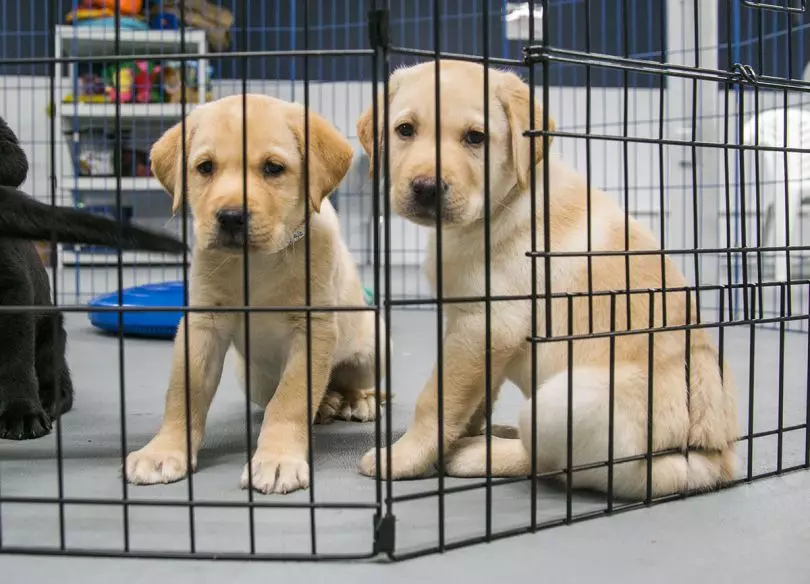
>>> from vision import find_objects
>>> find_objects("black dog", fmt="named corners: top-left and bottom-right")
top-left (0, 116), bottom-right (187, 440)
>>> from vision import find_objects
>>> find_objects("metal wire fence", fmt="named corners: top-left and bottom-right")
top-left (0, 0), bottom-right (807, 562)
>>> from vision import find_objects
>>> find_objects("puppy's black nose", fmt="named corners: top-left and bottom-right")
top-left (411, 176), bottom-right (448, 208)
top-left (216, 208), bottom-right (250, 235)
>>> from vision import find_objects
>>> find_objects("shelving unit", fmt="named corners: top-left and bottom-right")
top-left (54, 25), bottom-right (208, 267)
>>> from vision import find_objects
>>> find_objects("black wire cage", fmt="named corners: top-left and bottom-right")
top-left (0, 0), bottom-right (809, 562)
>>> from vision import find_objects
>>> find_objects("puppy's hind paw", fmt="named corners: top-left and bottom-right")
top-left (0, 398), bottom-right (51, 440)
top-left (337, 388), bottom-right (389, 423)
top-left (315, 390), bottom-right (344, 425)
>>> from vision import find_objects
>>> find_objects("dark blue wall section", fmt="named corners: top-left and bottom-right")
top-left (718, 0), bottom-right (809, 81)
top-left (2, 0), bottom-right (668, 87)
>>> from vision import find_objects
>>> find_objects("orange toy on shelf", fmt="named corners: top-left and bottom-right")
top-left (81, 0), bottom-right (144, 15)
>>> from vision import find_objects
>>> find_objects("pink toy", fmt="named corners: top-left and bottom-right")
top-left (133, 61), bottom-right (161, 103)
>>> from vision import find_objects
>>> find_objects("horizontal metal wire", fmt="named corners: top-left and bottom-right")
top-left (525, 45), bottom-right (810, 92)
top-left (0, 546), bottom-right (378, 562)
top-left (0, 496), bottom-right (379, 511)
top-left (387, 45), bottom-right (524, 67)
top-left (525, 128), bottom-right (810, 155)
top-left (387, 280), bottom-right (807, 307)
top-left (528, 313), bottom-right (810, 343)
top-left (0, 279), bottom-right (798, 315)
top-left (0, 48), bottom-right (375, 67)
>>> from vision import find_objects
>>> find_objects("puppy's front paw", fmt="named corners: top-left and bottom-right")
top-left (337, 388), bottom-right (388, 422)
top-left (359, 436), bottom-right (435, 479)
top-left (125, 442), bottom-right (194, 485)
top-left (0, 398), bottom-right (51, 440)
top-left (241, 452), bottom-right (309, 494)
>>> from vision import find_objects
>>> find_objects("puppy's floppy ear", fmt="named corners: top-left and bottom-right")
top-left (150, 121), bottom-right (192, 215)
top-left (495, 70), bottom-right (556, 191)
top-left (356, 67), bottom-right (408, 178)
top-left (289, 106), bottom-right (354, 213)
top-left (356, 92), bottom-right (384, 179)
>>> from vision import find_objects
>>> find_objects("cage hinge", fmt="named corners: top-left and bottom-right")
top-left (372, 512), bottom-right (396, 555)
top-left (522, 44), bottom-right (548, 66)
top-left (367, 9), bottom-right (391, 51)
top-left (731, 62), bottom-right (759, 86)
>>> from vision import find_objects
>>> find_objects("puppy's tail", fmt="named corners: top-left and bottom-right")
top-left (623, 448), bottom-right (737, 500)
top-left (0, 185), bottom-right (187, 254)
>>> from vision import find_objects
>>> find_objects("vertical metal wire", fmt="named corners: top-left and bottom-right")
top-left (735, 50), bottom-right (752, 322)
top-left (747, 298), bottom-right (757, 481)
top-left (382, 8), bottom-right (395, 522)
top-left (776, 282), bottom-right (786, 472)
top-left (657, 4), bottom-right (668, 329)
top-left (723, 1), bottom-right (737, 326)
top-left (369, 0), bottom-right (385, 533)
top-left (432, 0), bottom-right (446, 552)
top-left (684, 286), bottom-right (693, 497)
top-left (731, 22), bottom-right (757, 482)
top-left (690, 0), bottom-right (702, 327)
top-left (530, 0), bottom-right (549, 533)
top-left (302, 0), bottom-right (318, 555)
top-left (177, 0), bottom-right (197, 555)
top-left (753, 8), bottom-right (765, 318)
top-left (782, 9), bottom-right (794, 314)
top-left (621, 0), bottom-right (632, 331)
top-left (111, 0), bottom-right (131, 553)
top-left (645, 290), bottom-right (655, 504)
top-left (583, 1), bottom-right (595, 334)
top-left (47, 0), bottom-right (66, 552)
top-left (607, 293), bottom-right (616, 512)
top-left (238, 0), bottom-right (257, 556)
top-left (565, 295), bottom-right (573, 523)
top-left (805, 284), bottom-right (810, 467)
top-left (481, 0), bottom-right (494, 541)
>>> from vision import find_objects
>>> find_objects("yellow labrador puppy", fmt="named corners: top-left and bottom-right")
top-left (355, 61), bottom-right (738, 500)
top-left (126, 94), bottom-right (386, 494)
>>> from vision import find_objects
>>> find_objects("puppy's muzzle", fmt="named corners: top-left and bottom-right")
top-left (410, 176), bottom-right (448, 217)
top-left (215, 208), bottom-right (251, 249)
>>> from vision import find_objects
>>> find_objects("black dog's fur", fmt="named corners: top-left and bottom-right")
top-left (0, 116), bottom-right (186, 440)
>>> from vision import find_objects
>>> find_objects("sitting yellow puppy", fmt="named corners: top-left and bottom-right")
top-left (126, 94), bottom-right (386, 494)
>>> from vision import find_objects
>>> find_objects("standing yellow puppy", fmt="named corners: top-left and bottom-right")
top-left (355, 61), bottom-right (738, 500)
top-left (126, 94), bottom-right (386, 494)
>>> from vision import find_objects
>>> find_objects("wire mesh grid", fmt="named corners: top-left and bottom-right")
top-left (0, 0), bottom-right (807, 562)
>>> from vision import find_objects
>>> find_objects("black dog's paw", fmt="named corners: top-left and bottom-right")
top-left (0, 398), bottom-right (52, 440)
top-left (41, 383), bottom-right (74, 421)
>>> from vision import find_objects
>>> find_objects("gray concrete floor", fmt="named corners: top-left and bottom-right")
top-left (0, 280), bottom-right (809, 581)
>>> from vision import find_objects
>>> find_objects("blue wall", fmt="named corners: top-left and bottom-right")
top-left (6, 1), bottom-right (805, 86)
top-left (1, 0), bottom-right (667, 86)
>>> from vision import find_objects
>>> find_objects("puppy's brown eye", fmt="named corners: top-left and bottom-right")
top-left (396, 123), bottom-right (415, 138)
top-left (196, 160), bottom-right (214, 175)
top-left (464, 130), bottom-right (486, 146)
top-left (263, 161), bottom-right (285, 176)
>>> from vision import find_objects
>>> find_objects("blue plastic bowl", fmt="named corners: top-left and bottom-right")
top-left (87, 281), bottom-right (186, 339)
top-left (88, 281), bottom-right (377, 339)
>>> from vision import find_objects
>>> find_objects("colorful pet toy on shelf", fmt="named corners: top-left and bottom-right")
top-left (161, 60), bottom-right (214, 104)
top-left (133, 61), bottom-right (162, 103)
top-left (104, 61), bottom-right (136, 103)
top-left (103, 61), bottom-right (162, 104)
top-left (62, 73), bottom-right (107, 104)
